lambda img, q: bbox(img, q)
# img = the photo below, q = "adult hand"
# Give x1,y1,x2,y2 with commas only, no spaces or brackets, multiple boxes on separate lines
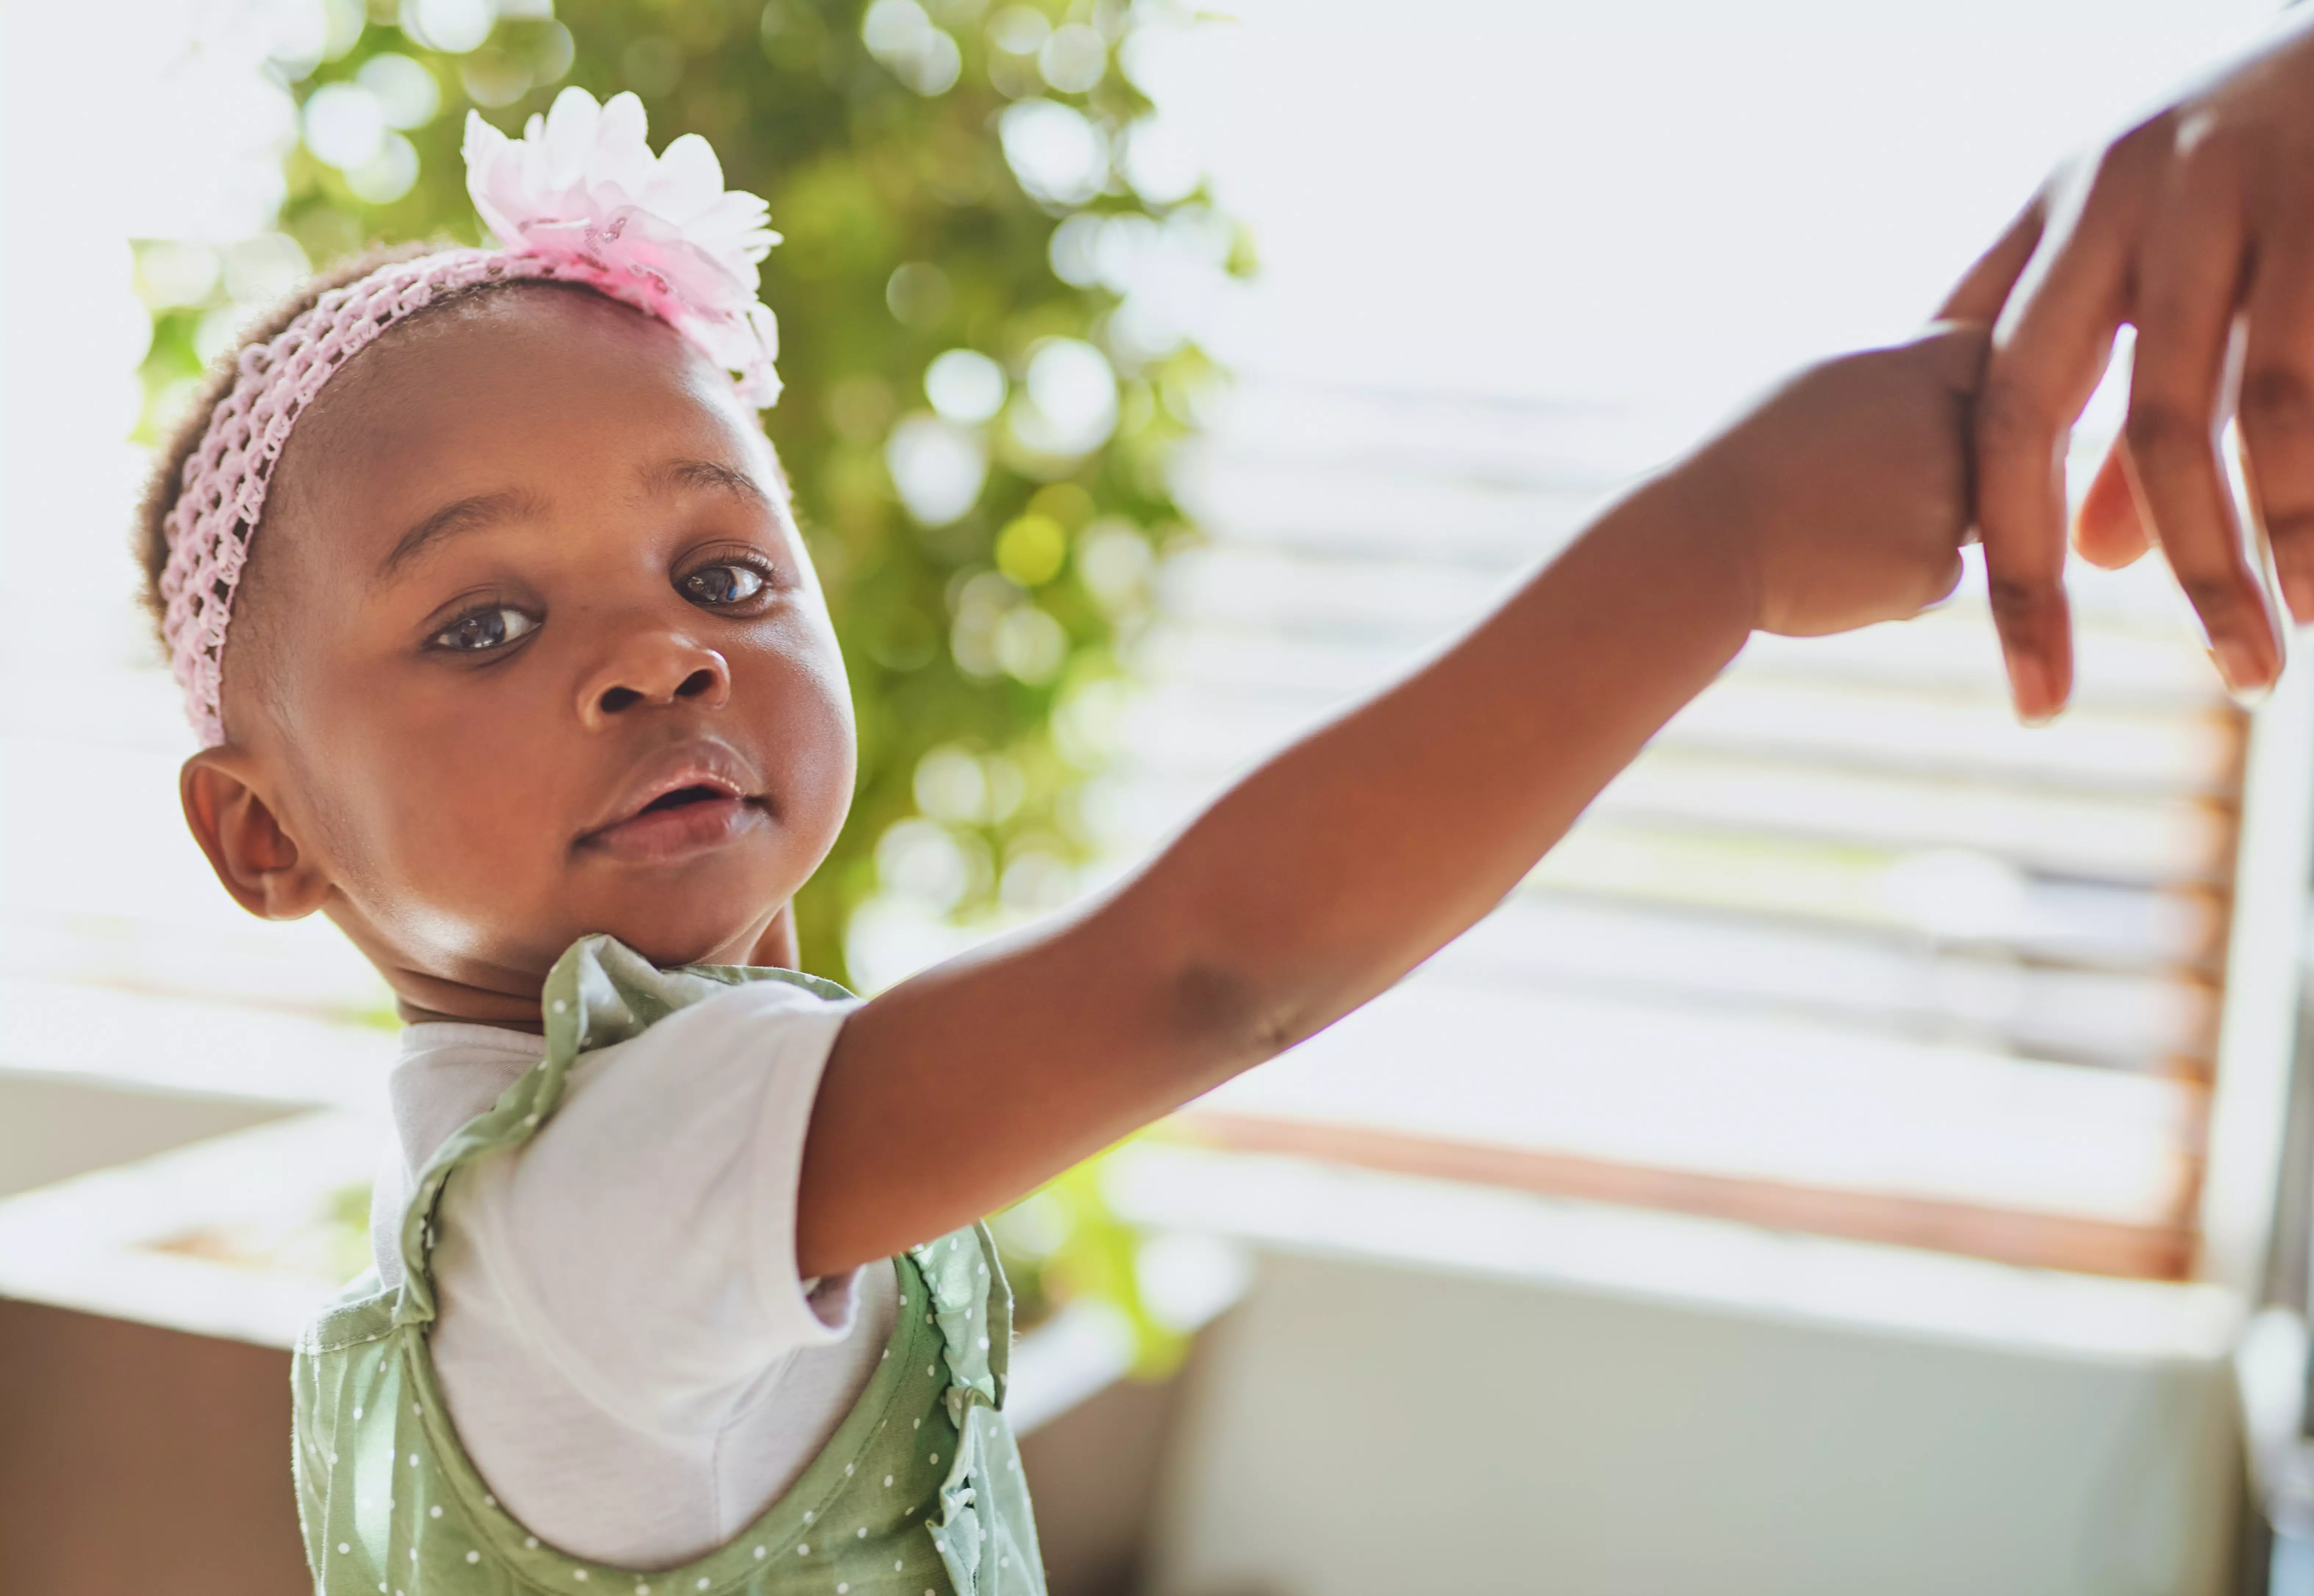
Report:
1941,7,2314,721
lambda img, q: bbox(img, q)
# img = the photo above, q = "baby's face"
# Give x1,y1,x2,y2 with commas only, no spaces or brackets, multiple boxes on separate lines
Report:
211,289,855,1005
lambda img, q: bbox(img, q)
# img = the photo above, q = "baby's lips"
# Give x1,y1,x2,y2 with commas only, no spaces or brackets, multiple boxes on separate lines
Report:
580,738,764,840
580,788,767,865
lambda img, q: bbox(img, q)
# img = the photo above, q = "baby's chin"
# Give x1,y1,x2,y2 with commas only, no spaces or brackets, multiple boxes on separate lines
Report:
506,818,813,972
397,882,788,990
358,824,816,997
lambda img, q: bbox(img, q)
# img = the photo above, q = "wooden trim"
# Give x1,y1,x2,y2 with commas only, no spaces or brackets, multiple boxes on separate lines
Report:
0,1298,305,1595
1169,1111,2196,1281
2197,655,2314,1293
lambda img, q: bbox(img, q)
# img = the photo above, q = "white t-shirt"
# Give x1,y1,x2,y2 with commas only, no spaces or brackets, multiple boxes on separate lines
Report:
366,980,898,1570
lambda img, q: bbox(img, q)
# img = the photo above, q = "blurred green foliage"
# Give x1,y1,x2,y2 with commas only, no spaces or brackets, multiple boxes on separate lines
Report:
989,1153,1186,1371
136,0,1244,993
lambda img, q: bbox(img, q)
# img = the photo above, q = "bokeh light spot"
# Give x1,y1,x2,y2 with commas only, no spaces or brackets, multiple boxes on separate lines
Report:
925,348,1007,423
399,0,496,56
357,54,441,129
346,132,421,204
999,99,1106,207
1038,24,1106,94
303,82,387,170
995,514,1068,587
886,413,988,525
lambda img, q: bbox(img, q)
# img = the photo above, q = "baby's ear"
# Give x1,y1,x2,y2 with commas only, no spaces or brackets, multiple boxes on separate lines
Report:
179,751,333,921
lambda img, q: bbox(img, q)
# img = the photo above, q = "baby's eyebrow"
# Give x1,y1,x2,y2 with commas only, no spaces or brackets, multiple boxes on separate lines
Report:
644,457,771,508
380,488,549,578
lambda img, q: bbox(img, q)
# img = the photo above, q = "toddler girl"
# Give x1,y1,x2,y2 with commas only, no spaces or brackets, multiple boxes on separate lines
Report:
142,89,1981,1596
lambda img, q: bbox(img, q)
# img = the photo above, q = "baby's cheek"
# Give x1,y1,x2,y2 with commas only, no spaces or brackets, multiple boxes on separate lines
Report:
334,723,560,919
745,633,858,849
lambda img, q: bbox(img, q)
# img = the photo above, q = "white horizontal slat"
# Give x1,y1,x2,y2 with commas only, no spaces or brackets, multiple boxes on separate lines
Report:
1525,828,2224,972
1081,755,2227,976
1114,667,2236,797
1195,383,1684,488
0,975,393,1110
1099,744,2230,888
1740,606,2227,708
1592,750,2233,886
1656,679,2236,795
1195,973,2199,1226
1157,544,1516,644
0,1110,381,1349
1173,453,1602,565
1106,376,2249,1237
1151,545,2231,711
1433,898,2214,1068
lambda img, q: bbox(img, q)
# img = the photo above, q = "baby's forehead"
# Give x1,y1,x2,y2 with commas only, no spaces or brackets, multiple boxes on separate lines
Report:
314,283,727,433
276,285,775,548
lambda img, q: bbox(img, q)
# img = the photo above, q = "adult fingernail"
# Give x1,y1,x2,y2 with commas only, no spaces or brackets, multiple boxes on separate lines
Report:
2211,636,2278,704
2004,649,2058,726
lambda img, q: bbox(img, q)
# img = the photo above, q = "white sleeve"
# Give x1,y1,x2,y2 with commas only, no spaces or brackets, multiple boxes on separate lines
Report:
436,979,863,1435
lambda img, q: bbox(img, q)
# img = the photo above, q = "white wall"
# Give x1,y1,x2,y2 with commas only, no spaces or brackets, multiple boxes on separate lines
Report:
1154,1249,2241,1596
1105,1146,2246,1596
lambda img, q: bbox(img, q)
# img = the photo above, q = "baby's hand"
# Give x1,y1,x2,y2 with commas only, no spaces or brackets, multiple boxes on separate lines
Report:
1676,323,1987,638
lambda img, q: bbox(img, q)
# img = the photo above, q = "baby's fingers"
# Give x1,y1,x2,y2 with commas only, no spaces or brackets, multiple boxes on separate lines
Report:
1894,323,1982,616
1912,319,1995,395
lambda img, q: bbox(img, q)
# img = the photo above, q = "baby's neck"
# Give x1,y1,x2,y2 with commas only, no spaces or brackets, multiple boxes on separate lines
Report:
397,995,546,1035
385,967,552,1033
355,905,802,1036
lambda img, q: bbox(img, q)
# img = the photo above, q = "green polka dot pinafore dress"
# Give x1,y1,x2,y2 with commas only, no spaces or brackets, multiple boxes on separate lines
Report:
290,934,1046,1596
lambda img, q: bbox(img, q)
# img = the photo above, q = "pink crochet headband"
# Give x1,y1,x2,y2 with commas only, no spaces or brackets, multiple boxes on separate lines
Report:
159,89,781,747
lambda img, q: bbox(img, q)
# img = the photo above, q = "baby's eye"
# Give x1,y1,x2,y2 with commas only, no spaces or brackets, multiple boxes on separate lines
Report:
681,563,768,607
430,605,538,653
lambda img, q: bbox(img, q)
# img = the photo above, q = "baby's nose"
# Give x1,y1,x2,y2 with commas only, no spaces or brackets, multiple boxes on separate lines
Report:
578,632,732,726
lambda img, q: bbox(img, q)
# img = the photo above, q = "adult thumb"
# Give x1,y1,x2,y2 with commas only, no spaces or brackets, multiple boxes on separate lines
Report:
1938,191,2048,325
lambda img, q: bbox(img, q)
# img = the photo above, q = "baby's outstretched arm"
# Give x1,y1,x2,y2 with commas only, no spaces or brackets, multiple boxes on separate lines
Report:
800,326,1986,1276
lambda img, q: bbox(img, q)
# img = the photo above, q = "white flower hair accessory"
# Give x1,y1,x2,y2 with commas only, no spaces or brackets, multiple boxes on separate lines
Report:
158,87,785,746
464,87,784,406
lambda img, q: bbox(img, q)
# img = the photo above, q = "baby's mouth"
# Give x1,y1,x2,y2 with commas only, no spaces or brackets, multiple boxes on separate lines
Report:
638,784,731,815
578,753,771,863
581,786,768,862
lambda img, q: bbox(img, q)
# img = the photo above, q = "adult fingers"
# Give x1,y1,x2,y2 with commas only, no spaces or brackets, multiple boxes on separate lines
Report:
2122,151,2277,698
2072,439,2153,569
2238,214,2314,623
1937,193,2047,326
1974,157,2146,722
